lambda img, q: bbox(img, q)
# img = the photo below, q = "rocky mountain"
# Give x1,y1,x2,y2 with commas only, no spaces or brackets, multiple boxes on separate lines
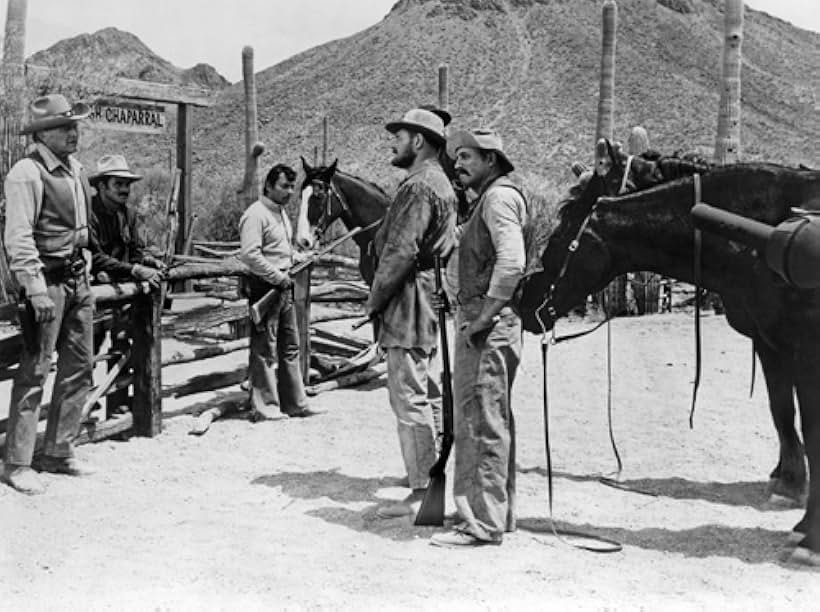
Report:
28,27,229,89
19,1,818,230
187,0,816,211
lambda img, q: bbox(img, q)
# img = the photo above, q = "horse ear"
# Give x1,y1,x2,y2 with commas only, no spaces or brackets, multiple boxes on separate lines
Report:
328,158,338,174
300,155,311,172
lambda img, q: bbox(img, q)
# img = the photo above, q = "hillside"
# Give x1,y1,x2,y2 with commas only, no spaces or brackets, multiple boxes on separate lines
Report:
16,0,818,235
28,27,229,89
191,0,817,202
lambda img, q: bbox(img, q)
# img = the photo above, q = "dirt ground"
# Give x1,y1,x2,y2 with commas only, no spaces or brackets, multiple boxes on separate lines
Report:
1,309,818,610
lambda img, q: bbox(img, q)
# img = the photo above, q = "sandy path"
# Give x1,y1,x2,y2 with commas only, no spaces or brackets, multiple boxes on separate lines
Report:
1,311,818,610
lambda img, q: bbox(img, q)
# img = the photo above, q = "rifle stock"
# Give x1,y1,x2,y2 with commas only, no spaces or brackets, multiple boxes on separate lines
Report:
248,226,365,325
415,254,454,526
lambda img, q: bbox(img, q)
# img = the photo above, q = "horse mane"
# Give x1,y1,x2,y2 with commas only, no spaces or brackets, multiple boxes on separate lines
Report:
335,169,390,200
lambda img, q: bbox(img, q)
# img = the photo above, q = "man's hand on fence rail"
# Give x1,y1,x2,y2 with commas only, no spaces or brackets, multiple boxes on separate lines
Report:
131,264,163,290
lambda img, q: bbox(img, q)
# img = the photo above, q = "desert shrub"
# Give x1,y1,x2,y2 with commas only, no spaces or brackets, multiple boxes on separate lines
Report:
199,183,245,242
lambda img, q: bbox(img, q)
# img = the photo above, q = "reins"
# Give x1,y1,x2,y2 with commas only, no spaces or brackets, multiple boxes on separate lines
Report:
691,173,702,429
532,202,623,554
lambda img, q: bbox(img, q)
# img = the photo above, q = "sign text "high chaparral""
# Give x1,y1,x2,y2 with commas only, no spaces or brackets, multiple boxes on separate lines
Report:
89,100,167,134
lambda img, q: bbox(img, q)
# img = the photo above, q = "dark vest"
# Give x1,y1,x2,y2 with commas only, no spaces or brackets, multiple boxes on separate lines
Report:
458,176,526,303
28,149,92,256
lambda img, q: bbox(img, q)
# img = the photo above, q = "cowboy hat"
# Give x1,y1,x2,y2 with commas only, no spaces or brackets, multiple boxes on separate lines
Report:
417,104,452,127
446,129,515,173
385,108,446,147
89,154,143,183
20,94,91,135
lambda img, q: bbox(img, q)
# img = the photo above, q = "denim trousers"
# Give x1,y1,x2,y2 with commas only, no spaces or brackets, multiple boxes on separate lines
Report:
385,347,438,490
452,304,521,540
5,276,94,465
248,291,308,414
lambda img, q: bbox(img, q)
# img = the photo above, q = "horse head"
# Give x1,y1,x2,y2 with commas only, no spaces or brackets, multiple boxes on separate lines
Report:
295,156,340,249
517,170,614,334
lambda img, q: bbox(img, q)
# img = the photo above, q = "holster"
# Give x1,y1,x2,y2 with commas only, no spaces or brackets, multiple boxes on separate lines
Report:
16,291,39,354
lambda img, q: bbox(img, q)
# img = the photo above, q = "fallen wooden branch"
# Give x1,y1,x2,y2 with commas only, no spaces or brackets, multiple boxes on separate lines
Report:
81,350,131,419
193,244,239,258
305,363,387,396
162,338,249,366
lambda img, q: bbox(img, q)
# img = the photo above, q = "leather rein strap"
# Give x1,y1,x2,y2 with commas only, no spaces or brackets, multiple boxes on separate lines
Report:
691,173,702,429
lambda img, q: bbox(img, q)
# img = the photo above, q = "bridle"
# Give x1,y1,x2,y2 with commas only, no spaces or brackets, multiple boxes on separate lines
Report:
309,176,353,237
534,201,612,339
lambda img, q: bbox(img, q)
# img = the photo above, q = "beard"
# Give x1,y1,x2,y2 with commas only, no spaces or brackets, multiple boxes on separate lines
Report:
390,147,415,169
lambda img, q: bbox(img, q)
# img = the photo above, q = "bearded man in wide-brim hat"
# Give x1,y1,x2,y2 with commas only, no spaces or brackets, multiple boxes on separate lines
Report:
2,94,99,494
365,108,457,518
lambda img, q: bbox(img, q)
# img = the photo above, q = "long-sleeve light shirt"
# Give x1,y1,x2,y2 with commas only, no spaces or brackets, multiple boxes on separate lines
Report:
3,143,90,295
455,177,527,304
238,195,294,285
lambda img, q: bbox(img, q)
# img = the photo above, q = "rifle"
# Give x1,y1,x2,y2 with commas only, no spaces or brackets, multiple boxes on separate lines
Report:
249,225,365,326
415,254,454,526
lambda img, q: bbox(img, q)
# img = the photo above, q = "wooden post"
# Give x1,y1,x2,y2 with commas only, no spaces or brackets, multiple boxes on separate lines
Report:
714,0,743,164
175,103,193,292
293,267,312,384
131,289,162,436
322,115,328,166
438,63,449,112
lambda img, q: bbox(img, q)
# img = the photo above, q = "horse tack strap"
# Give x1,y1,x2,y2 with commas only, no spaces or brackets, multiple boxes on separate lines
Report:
691,173,702,429
617,155,635,195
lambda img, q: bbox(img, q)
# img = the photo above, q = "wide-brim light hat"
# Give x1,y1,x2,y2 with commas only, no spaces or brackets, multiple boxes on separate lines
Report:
89,154,143,183
20,94,91,135
385,108,446,147
446,129,515,173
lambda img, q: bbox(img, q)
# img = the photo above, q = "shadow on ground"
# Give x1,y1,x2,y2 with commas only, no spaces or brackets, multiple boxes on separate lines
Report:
517,517,813,569
251,469,444,542
517,465,794,510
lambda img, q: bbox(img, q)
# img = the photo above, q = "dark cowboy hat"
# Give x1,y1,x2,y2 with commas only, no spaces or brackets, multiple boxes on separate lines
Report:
417,104,452,127
20,94,91,135
385,108,446,147
89,154,143,184
446,129,515,173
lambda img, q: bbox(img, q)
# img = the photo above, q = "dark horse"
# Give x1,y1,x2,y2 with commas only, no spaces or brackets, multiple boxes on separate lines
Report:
517,162,820,564
295,158,390,285
295,154,468,284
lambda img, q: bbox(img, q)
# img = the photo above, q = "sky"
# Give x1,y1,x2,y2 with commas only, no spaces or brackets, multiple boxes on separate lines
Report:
1,0,817,83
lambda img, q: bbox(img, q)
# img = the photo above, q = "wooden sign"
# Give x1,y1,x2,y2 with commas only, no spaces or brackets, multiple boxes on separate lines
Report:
88,99,167,134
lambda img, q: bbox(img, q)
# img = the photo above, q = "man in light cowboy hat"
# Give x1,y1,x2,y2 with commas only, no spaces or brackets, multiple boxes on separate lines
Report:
88,154,163,288
365,108,457,518
2,94,97,494
430,128,527,547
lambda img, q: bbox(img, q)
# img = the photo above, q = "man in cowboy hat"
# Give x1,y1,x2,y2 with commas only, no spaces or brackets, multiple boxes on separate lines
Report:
2,94,97,494
88,154,163,288
430,128,527,547
365,108,457,518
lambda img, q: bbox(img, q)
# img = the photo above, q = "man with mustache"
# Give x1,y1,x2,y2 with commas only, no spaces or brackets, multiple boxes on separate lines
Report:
365,108,456,518
2,94,98,494
88,154,164,288
431,129,527,547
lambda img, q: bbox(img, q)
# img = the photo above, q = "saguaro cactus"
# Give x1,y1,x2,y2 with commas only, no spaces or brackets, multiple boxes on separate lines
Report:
714,0,743,164
242,46,265,206
595,0,617,145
